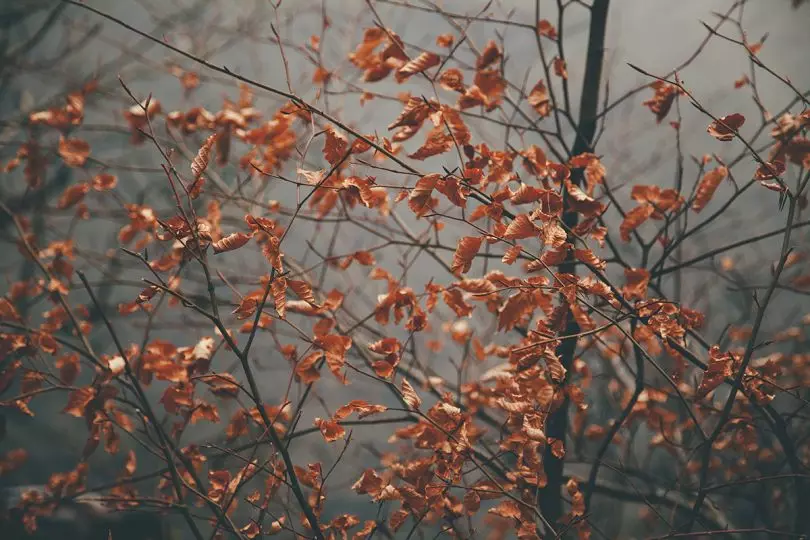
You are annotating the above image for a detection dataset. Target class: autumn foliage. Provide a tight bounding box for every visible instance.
[2,1,810,539]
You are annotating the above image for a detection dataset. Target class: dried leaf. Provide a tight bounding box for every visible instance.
[191,134,217,178]
[408,174,441,217]
[707,114,745,141]
[692,166,728,213]
[58,137,90,167]
[314,417,346,442]
[272,277,287,319]
[400,379,422,409]
[619,204,655,241]
[397,52,441,80]
[450,236,482,276]
[212,232,252,254]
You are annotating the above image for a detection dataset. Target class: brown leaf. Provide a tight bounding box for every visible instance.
[408,173,441,217]
[272,277,287,319]
[408,125,453,160]
[57,183,91,209]
[438,68,465,92]
[262,235,284,272]
[692,166,728,213]
[400,379,422,409]
[288,279,317,306]
[503,214,539,240]
[324,126,349,166]
[528,80,551,118]
[707,114,745,141]
[623,267,650,301]
[212,232,252,254]
[477,40,502,70]
[315,334,352,384]
[619,204,655,241]
[314,417,346,442]
[91,174,117,192]
[696,346,734,398]
[450,236,482,276]
[58,137,90,167]
[397,52,441,80]
[191,134,216,178]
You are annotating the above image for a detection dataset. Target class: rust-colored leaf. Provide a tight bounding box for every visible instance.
[191,133,217,178]
[397,52,440,80]
[400,379,422,409]
[212,232,252,254]
[272,277,287,319]
[58,137,90,167]
[408,173,441,217]
[692,166,728,213]
[707,114,745,141]
[450,236,482,276]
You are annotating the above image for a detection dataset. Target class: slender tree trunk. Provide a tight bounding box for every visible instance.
[538,0,610,528]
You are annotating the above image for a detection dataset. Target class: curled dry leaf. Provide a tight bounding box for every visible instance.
[692,166,728,213]
[707,113,745,141]
[191,133,217,178]
[288,279,317,306]
[397,52,440,81]
[450,236,483,276]
[212,232,252,254]
[408,173,441,217]
[400,379,422,409]
[272,277,287,319]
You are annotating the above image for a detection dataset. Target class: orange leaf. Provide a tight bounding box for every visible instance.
[315,334,352,384]
[438,68,465,92]
[272,277,287,319]
[408,125,453,160]
[620,204,655,241]
[696,346,734,398]
[324,126,349,166]
[408,174,441,217]
[623,267,650,301]
[58,137,90,167]
[477,40,502,70]
[64,387,95,418]
[400,379,422,409]
[295,351,323,384]
[91,173,117,191]
[450,236,482,276]
[57,183,91,209]
[334,400,388,420]
[212,232,252,254]
[397,52,440,81]
[314,417,346,442]
[191,134,216,178]
[288,279,317,306]
[503,214,538,240]
[262,235,284,272]
[528,80,550,118]
[692,166,728,213]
